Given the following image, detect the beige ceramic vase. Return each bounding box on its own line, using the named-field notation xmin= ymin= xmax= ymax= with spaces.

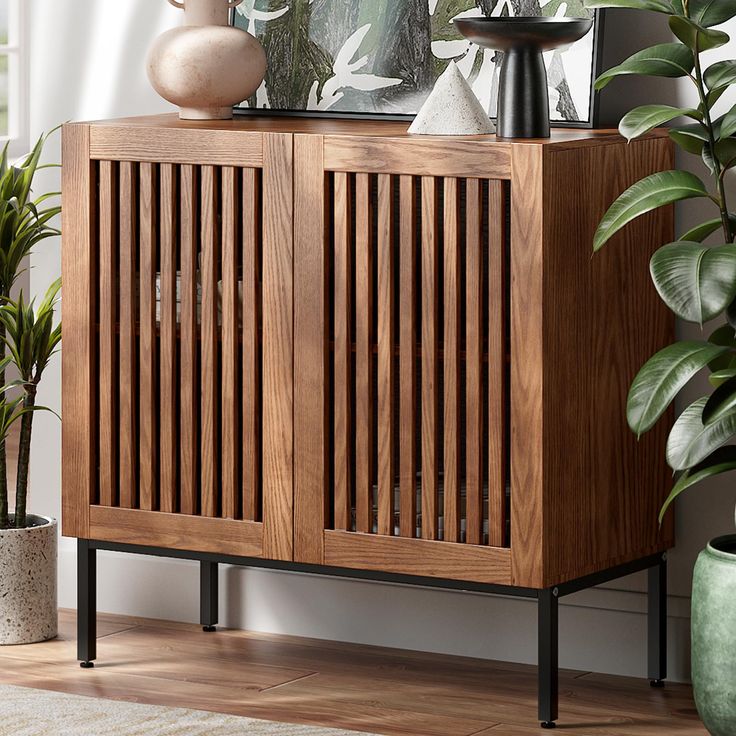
xmin=147 ymin=0 xmax=266 ymax=120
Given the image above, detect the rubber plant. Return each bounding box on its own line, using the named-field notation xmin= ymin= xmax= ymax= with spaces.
xmin=0 ymin=131 xmax=61 ymax=530
xmin=583 ymin=0 xmax=736 ymax=521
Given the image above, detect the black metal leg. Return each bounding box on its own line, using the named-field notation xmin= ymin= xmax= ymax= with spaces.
xmin=200 ymin=561 xmax=218 ymax=632
xmin=77 ymin=539 xmax=97 ymax=668
xmin=648 ymin=554 xmax=667 ymax=687
xmin=538 ymin=587 xmax=559 ymax=729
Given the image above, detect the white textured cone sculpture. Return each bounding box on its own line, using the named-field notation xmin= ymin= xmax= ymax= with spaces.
xmin=409 ymin=62 xmax=495 ymax=136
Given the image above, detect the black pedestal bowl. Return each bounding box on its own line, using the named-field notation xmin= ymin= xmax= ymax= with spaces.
xmin=454 ymin=17 xmax=594 ymax=139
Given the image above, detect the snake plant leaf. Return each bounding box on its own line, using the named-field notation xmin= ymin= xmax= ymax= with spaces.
xmin=667 ymin=396 xmax=736 ymax=470
xmin=680 ymin=216 xmax=736 ymax=242
xmin=705 ymin=60 xmax=736 ymax=91
xmin=595 ymin=44 xmax=695 ymax=91
xmin=585 ymin=0 xmax=673 ymax=11
xmin=659 ymin=446 xmax=736 ymax=525
xmin=593 ymin=171 xmax=709 ymax=252
xmin=627 ymin=341 xmax=729 ymax=436
xmin=686 ymin=0 xmax=736 ymax=27
xmin=709 ymin=367 xmax=736 ymax=388
xmin=619 ymin=105 xmax=700 ymax=142
xmin=650 ymin=243 xmax=736 ymax=324
xmin=703 ymin=375 xmax=736 ymax=424
xmin=708 ymin=324 xmax=736 ymax=373
xmin=669 ymin=16 xmax=729 ymax=51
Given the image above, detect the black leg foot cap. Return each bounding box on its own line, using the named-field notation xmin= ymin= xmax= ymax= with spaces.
xmin=202 ymin=625 xmax=217 ymax=633
xmin=650 ymin=679 xmax=665 ymax=688
xmin=541 ymin=722 xmax=556 ymax=729
xmin=80 ymin=661 xmax=95 ymax=669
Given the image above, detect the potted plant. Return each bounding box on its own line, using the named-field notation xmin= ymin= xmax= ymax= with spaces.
xmin=585 ymin=0 xmax=736 ymax=733
xmin=0 ymin=132 xmax=62 ymax=646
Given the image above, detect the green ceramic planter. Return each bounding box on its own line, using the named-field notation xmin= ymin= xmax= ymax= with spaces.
xmin=692 ymin=535 xmax=736 ymax=736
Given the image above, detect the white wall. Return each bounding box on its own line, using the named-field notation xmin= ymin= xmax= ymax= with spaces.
xmin=26 ymin=2 xmax=736 ymax=682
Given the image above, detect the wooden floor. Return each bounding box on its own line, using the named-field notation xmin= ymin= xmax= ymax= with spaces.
xmin=0 ymin=610 xmax=705 ymax=736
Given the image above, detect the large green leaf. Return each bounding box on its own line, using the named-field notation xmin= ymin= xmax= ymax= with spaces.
xmin=720 ymin=105 xmax=736 ymax=139
xmin=708 ymin=324 xmax=736 ymax=372
xmin=594 ymin=171 xmax=709 ymax=252
xmin=669 ymin=16 xmax=729 ymax=51
xmin=619 ymin=105 xmax=699 ymax=142
xmin=585 ymin=0 xmax=673 ymax=10
xmin=659 ymin=446 xmax=736 ymax=524
xmin=703 ymin=375 xmax=736 ymax=423
xmin=595 ymin=44 xmax=694 ymax=90
xmin=650 ymin=243 xmax=736 ymax=324
xmin=669 ymin=121 xmax=712 ymax=154
xmin=705 ymin=60 xmax=736 ymax=90
xmin=709 ymin=367 xmax=736 ymax=387
xmin=627 ymin=341 xmax=729 ymax=436
xmin=667 ymin=396 xmax=736 ymax=470
xmin=680 ymin=216 xmax=736 ymax=242
xmin=688 ymin=0 xmax=736 ymax=27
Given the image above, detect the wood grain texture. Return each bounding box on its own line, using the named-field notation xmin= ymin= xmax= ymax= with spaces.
xmin=90 ymin=126 xmax=263 ymax=168
xmin=138 ymin=162 xmax=158 ymax=512
xmin=262 ymin=133 xmax=294 ymax=561
xmin=200 ymin=165 xmax=219 ymax=518
xmin=324 ymin=137 xmax=511 ymax=179
xmin=355 ymin=173 xmax=374 ymax=535
xmin=294 ymin=134 xmax=328 ymax=563
xmin=487 ymin=180 xmax=507 ymax=548
xmin=241 ymin=168 xmax=260 ymax=522
xmin=399 ymin=176 xmax=417 ymax=539
xmin=179 ymin=165 xmax=198 ymax=516
xmin=118 ymin=160 xmax=138 ymax=511
xmin=421 ymin=177 xmax=439 ymax=541
xmin=159 ymin=163 xmax=177 ymax=514
xmin=89 ymin=506 xmax=263 ymax=558
xmin=98 ymin=160 xmax=117 ymax=509
xmin=325 ymin=531 xmax=512 ymax=585
xmin=61 ymin=124 xmax=94 ymax=537
xmin=465 ymin=178 xmax=483 ymax=546
xmin=442 ymin=177 xmax=460 ymax=544
xmin=333 ymin=172 xmax=352 ymax=532
xmin=221 ymin=167 xmax=240 ymax=520
xmin=377 ymin=174 xmax=395 ymax=537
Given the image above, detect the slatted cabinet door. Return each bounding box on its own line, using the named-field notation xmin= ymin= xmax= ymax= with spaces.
xmin=62 ymin=123 xmax=294 ymax=561
xmin=293 ymin=134 xmax=513 ymax=585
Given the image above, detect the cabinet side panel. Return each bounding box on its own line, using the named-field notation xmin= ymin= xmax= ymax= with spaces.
xmin=542 ymin=138 xmax=675 ymax=585
xmin=293 ymin=134 xmax=328 ymax=564
xmin=262 ymin=132 xmax=294 ymax=561
xmin=62 ymin=124 xmax=95 ymax=539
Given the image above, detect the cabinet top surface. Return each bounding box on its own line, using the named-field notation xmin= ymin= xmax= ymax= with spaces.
xmin=78 ymin=113 xmax=664 ymax=149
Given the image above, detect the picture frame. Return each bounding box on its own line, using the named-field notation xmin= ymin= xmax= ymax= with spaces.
xmin=232 ymin=2 xmax=606 ymax=128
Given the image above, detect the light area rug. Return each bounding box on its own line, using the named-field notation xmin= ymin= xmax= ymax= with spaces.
xmin=0 ymin=684 xmax=379 ymax=736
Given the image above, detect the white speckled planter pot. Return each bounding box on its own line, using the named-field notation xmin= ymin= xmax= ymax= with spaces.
xmin=0 ymin=515 xmax=57 ymax=645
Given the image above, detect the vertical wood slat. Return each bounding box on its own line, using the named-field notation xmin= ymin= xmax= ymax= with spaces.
xmin=262 ymin=132 xmax=294 ymax=561
xmin=466 ymin=178 xmax=484 ymax=545
xmin=98 ymin=160 xmax=117 ymax=508
xmin=421 ymin=177 xmax=439 ymax=540
xmin=399 ymin=176 xmax=417 ymax=539
xmin=179 ymin=164 xmax=198 ymax=516
xmin=118 ymin=161 xmax=138 ymax=510
xmin=377 ymin=174 xmax=395 ymax=537
xmin=139 ymin=163 xmax=158 ymax=512
xmin=159 ymin=164 xmax=177 ymax=513
xmin=355 ymin=173 xmax=374 ymax=534
xmin=221 ymin=167 xmax=240 ymax=520
xmin=242 ymin=168 xmax=260 ymax=522
xmin=294 ymin=134 xmax=328 ymax=564
xmin=488 ymin=180 xmax=507 ymax=547
xmin=443 ymin=178 xmax=460 ymax=543
xmin=61 ymin=124 xmax=94 ymax=537
xmin=333 ymin=172 xmax=352 ymax=531
xmin=200 ymin=165 xmax=219 ymax=518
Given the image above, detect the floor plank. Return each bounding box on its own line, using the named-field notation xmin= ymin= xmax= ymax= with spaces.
xmin=0 ymin=610 xmax=707 ymax=736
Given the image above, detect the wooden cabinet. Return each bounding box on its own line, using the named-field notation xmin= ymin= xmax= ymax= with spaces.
xmin=62 ymin=115 xmax=675 ymax=726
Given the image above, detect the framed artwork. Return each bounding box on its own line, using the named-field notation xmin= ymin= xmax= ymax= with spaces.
xmin=232 ymin=1 xmax=605 ymax=128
